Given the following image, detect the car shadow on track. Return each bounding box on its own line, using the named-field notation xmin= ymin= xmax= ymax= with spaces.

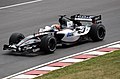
xmin=4 ymin=51 xmax=40 ymax=57
xmin=57 ymin=40 xmax=91 ymax=49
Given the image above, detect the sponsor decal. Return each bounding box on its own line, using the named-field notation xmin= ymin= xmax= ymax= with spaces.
xmin=67 ymin=33 xmax=73 ymax=37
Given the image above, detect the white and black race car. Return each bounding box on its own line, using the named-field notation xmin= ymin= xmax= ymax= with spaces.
xmin=3 ymin=14 xmax=106 ymax=54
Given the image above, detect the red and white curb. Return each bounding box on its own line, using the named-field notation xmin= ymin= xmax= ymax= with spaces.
xmin=3 ymin=41 xmax=120 ymax=79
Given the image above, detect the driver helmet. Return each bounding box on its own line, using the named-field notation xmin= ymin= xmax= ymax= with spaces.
xmin=51 ymin=24 xmax=61 ymax=31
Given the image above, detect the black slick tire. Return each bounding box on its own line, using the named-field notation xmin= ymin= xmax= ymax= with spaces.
xmin=40 ymin=35 xmax=57 ymax=54
xmin=9 ymin=33 xmax=25 ymax=45
xmin=89 ymin=24 xmax=106 ymax=42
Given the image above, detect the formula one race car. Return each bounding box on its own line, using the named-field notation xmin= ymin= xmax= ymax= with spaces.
xmin=3 ymin=14 xmax=106 ymax=54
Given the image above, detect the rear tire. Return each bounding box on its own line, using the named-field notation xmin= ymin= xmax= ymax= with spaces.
xmin=40 ymin=35 xmax=57 ymax=54
xmin=9 ymin=33 xmax=25 ymax=45
xmin=89 ymin=24 xmax=106 ymax=42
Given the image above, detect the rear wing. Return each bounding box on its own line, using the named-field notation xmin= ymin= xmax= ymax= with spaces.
xmin=71 ymin=14 xmax=102 ymax=24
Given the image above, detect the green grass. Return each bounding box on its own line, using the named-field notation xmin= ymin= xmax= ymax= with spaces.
xmin=35 ymin=50 xmax=120 ymax=79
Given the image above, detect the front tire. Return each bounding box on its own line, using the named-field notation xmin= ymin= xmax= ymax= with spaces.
xmin=9 ymin=33 xmax=25 ymax=45
xmin=40 ymin=35 xmax=57 ymax=54
xmin=89 ymin=24 xmax=106 ymax=42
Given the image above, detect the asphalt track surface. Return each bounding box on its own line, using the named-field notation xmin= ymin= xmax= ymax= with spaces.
xmin=0 ymin=0 xmax=120 ymax=78
xmin=0 ymin=0 xmax=35 ymax=7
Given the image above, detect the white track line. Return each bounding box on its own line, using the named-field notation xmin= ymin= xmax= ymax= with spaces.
xmin=0 ymin=0 xmax=42 ymax=10
xmin=2 ymin=40 xmax=120 ymax=79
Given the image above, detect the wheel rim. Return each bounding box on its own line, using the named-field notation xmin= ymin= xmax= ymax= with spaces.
xmin=98 ymin=27 xmax=105 ymax=39
xmin=48 ymin=38 xmax=56 ymax=51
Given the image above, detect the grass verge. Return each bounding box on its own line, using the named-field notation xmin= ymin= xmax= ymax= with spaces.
xmin=35 ymin=50 xmax=120 ymax=79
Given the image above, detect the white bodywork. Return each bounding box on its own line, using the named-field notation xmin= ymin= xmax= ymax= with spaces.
xmin=57 ymin=25 xmax=91 ymax=42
